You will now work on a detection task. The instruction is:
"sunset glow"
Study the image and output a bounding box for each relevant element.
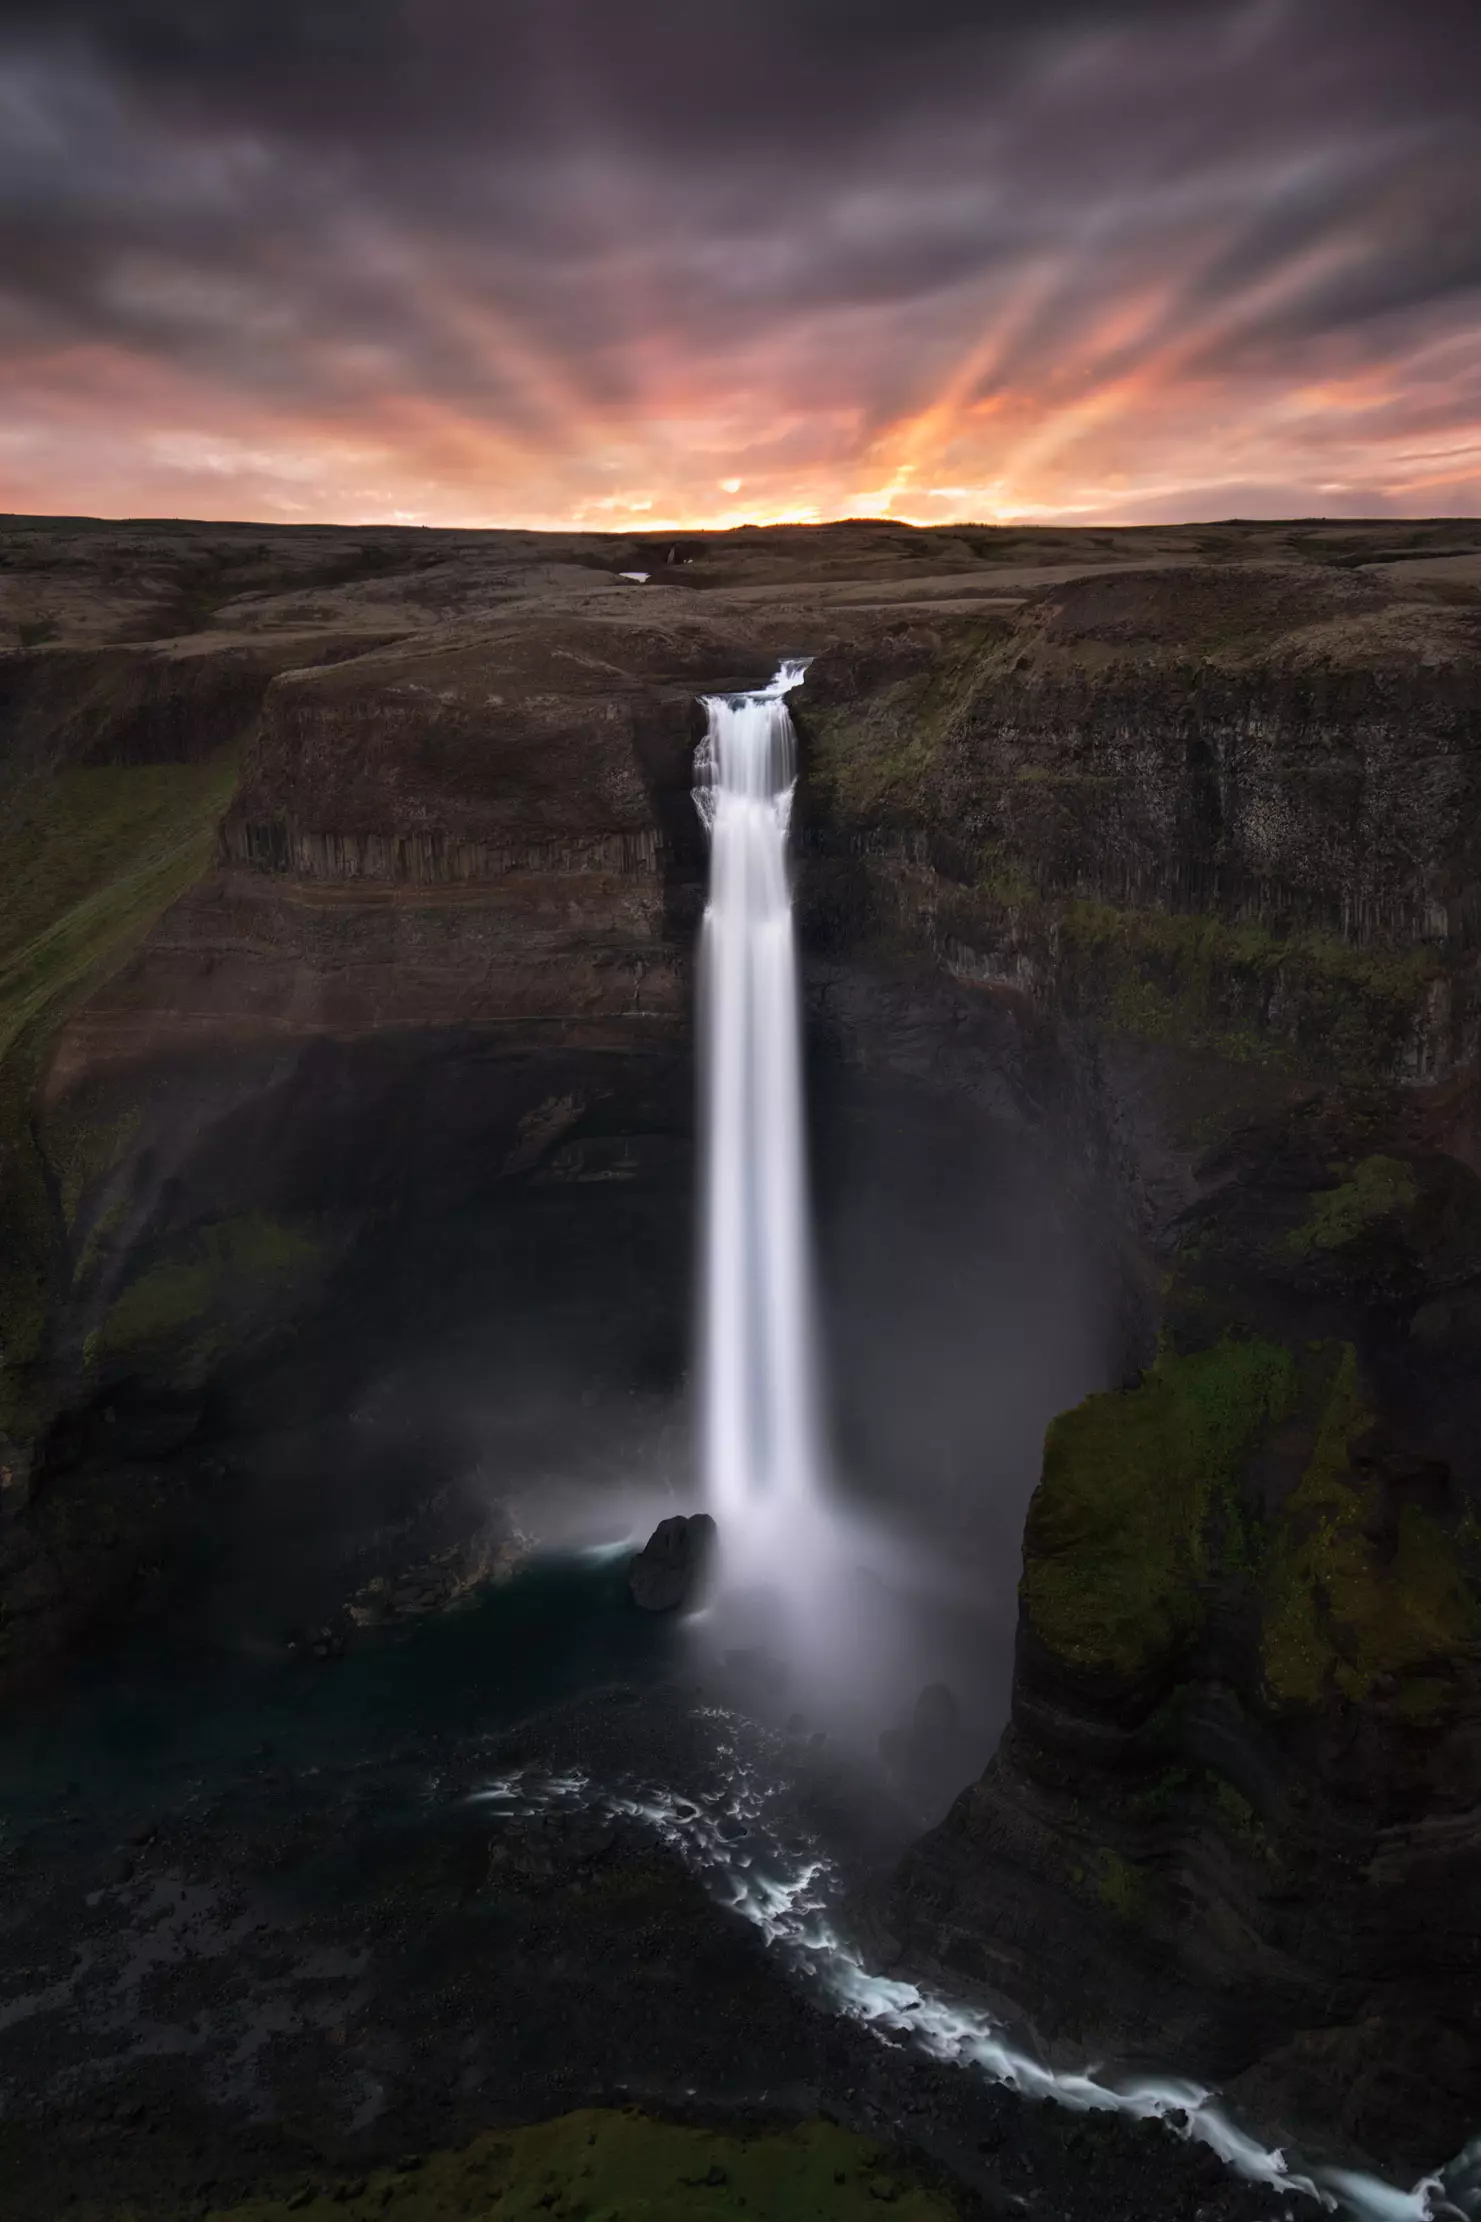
[0,1,1477,527]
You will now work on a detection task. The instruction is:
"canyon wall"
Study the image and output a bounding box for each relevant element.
[0,578,779,1676]
[793,565,1481,2177]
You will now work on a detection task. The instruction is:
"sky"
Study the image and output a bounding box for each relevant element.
[0,0,1478,530]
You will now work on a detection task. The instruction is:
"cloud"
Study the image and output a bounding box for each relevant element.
[0,0,1477,524]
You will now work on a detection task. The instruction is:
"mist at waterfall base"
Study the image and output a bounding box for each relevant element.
[686,660,1109,1771]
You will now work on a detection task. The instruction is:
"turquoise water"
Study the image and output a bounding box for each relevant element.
[0,1550,675,1833]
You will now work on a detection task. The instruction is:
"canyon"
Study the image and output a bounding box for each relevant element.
[2,510,1480,2208]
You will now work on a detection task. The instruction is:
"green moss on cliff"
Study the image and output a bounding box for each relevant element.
[916,864,1442,1084]
[143,2110,958,2222]
[1261,1346,1479,1708]
[46,1088,146,1233]
[1094,1846,1151,1924]
[807,680,947,818]
[1213,1777,1265,1847]
[1054,900,1440,1076]
[0,757,238,1067]
[1030,1324,1479,1718]
[0,753,238,1438]
[802,628,1003,820]
[972,859,1040,908]
[89,1215,324,1376]
[1125,1766,1273,1875]
[1280,1155,1420,1258]
[1023,1337,1296,1679]
[1129,1763,1195,1818]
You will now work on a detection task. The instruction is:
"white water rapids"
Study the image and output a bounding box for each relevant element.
[474,661,1476,2222]
[472,1740,1475,2222]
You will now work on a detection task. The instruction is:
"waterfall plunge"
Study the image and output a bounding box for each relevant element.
[690,657,975,1734]
[695,660,824,1560]
[692,657,929,1718]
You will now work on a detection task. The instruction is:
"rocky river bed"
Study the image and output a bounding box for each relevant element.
[0,1549,1305,2222]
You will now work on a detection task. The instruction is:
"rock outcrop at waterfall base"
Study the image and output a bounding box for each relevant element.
[2,512,1480,2175]
[628,1512,716,1611]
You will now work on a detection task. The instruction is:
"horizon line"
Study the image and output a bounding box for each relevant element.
[5,508,1481,537]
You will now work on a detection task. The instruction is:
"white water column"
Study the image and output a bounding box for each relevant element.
[694,660,824,1538]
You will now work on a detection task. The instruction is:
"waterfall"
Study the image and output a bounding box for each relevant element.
[694,660,823,1545]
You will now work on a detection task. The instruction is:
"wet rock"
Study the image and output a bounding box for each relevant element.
[489,1814,619,1889]
[628,1513,716,1612]
[346,1527,524,1629]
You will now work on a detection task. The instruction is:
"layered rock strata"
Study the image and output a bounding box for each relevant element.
[0,566,783,1674]
[795,565,1481,2176]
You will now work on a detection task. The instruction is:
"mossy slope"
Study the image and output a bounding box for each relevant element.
[86,1213,327,1387]
[120,2110,960,2222]
[1278,1155,1420,1259]
[0,753,239,1448]
[1261,1346,1480,1709]
[1025,1329,1481,1712]
[0,756,239,1066]
[1023,1337,1296,1681]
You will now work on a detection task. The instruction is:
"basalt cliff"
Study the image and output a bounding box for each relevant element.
[3,512,1480,2179]
[802,556,1481,2178]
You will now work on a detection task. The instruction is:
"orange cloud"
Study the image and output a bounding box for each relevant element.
[1,0,1478,527]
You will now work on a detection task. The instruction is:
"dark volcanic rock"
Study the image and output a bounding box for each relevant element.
[791,559,1481,2178]
[874,1108,1481,2178]
[628,1512,716,1612]
[0,551,789,1679]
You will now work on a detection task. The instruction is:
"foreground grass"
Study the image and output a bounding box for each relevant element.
[155,2110,961,2221]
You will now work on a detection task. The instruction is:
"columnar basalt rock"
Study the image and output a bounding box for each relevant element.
[797,568,1481,1108]
[55,614,780,1066]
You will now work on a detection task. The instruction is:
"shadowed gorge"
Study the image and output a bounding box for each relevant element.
[1,514,1480,2222]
